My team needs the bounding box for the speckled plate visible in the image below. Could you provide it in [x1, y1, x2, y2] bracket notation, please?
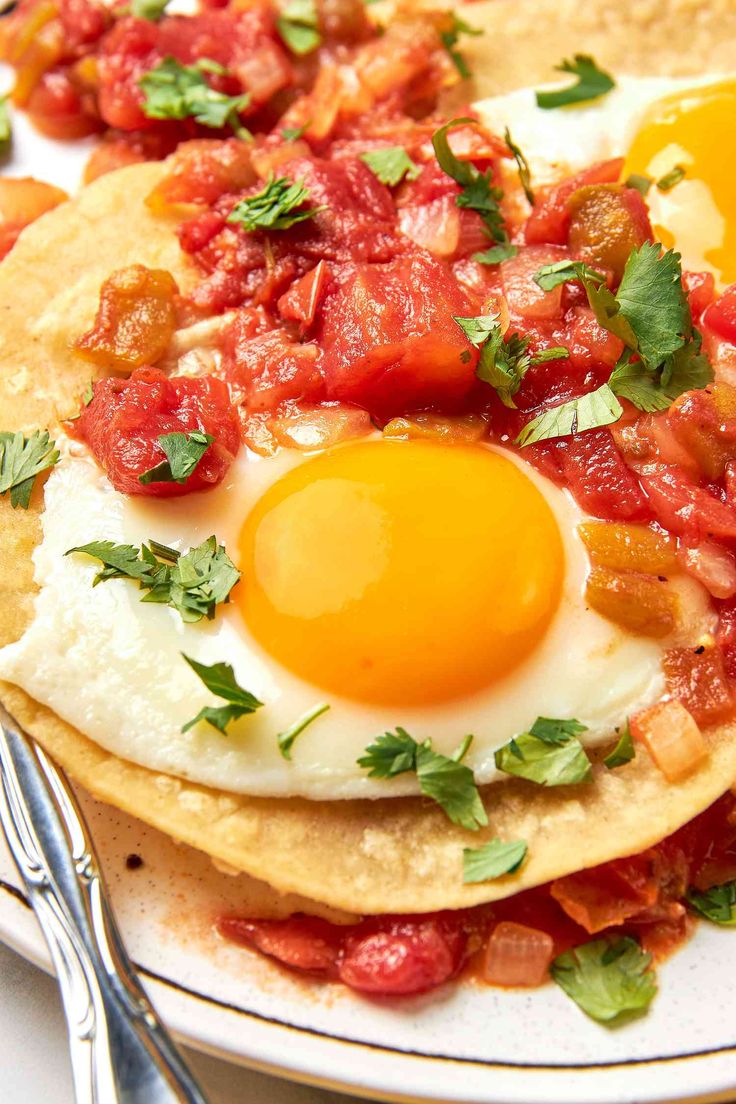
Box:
[3, 72, 736, 1104]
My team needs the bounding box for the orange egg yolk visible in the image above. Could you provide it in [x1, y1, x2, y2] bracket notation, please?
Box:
[624, 79, 736, 285]
[238, 439, 564, 706]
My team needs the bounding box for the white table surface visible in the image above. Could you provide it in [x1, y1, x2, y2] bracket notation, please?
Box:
[0, 940, 361, 1104]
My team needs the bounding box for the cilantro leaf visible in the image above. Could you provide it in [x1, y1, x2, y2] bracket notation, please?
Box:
[616, 242, 689, 369]
[656, 164, 686, 192]
[454, 314, 567, 409]
[0, 430, 59, 509]
[138, 430, 214, 486]
[463, 838, 527, 884]
[182, 654, 263, 734]
[227, 174, 320, 232]
[533, 258, 606, 293]
[686, 881, 736, 925]
[625, 173, 653, 197]
[0, 95, 11, 159]
[278, 702, 330, 760]
[439, 13, 481, 79]
[131, 0, 170, 20]
[277, 0, 321, 56]
[453, 313, 498, 347]
[604, 723, 635, 769]
[358, 729, 488, 831]
[551, 937, 657, 1023]
[281, 123, 308, 141]
[67, 535, 240, 622]
[515, 382, 623, 446]
[139, 57, 251, 136]
[495, 720, 592, 786]
[360, 146, 420, 187]
[536, 54, 615, 110]
[472, 242, 518, 265]
[504, 127, 534, 205]
[432, 118, 508, 244]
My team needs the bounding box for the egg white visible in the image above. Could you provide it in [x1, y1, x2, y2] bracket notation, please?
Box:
[0, 432, 665, 799]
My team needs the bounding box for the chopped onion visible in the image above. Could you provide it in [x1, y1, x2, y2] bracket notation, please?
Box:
[483, 922, 554, 988]
[677, 540, 736, 600]
[630, 700, 709, 782]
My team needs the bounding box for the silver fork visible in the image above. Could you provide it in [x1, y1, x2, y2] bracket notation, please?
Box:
[0, 703, 210, 1104]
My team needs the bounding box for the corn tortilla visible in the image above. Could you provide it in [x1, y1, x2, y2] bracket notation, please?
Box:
[2, 22, 736, 914]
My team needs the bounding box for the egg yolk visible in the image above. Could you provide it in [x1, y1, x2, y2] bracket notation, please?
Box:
[238, 439, 564, 706]
[624, 79, 736, 285]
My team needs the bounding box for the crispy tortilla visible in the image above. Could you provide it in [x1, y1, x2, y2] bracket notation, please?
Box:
[3, 31, 736, 914]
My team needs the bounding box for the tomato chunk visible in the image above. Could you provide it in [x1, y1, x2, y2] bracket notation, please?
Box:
[74, 264, 179, 371]
[551, 856, 658, 934]
[76, 367, 240, 495]
[667, 384, 736, 480]
[639, 465, 736, 541]
[556, 430, 652, 523]
[0, 176, 68, 259]
[662, 646, 735, 725]
[220, 320, 325, 411]
[146, 139, 257, 213]
[704, 284, 736, 345]
[630, 700, 709, 782]
[219, 915, 343, 975]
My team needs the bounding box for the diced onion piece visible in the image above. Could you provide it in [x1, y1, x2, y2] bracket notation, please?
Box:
[383, 413, 486, 444]
[585, 566, 679, 637]
[630, 700, 709, 782]
[399, 196, 459, 258]
[677, 540, 736, 600]
[579, 521, 677, 575]
[483, 922, 554, 988]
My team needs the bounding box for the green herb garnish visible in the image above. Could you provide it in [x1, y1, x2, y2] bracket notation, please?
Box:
[278, 702, 330, 760]
[139, 57, 251, 136]
[131, 0, 170, 20]
[536, 54, 615, 110]
[138, 430, 213, 486]
[656, 164, 686, 192]
[432, 118, 508, 245]
[463, 838, 527, 883]
[504, 127, 534, 205]
[281, 123, 308, 141]
[625, 173, 653, 197]
[182, 654, 263, 734]
[603, 723, 635, 769]
[439, 13, 481, 79]
[0, 95, 11, 159]
[67, 535, 239, 623]
[360, 146, 421, 187]
[495, 716, 592, 786]
[227, 174, 321, 232]
[358, 728, 487, 831]
[0, 430, 59, 509]
[551, 937, 657, 1022]
[686, 881, 736, 925]
[453, 313, 567, 408]
[277, 0, 321, 56]
[472, 242, 518, 265]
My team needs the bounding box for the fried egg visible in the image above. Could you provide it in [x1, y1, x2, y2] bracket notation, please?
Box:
[0, 433, 665, 799]
[476, 73, 735, 284]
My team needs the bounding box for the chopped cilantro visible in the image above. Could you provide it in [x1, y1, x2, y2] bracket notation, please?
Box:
[281, 123, 308, 141]
[138, 430, 213, 486]
[551, 937, 657, 1023]
[432, 118, 508, 245]
[278, 702, 330, 760]
[472, 242, 518, 265]
[536, 54, 615, 110]
[227, 174, 321, 232]
[515, 382, 623, 446]
[277, 0, 321, 56]
[603, 723, 635, 769]
[0, 430, 59, 509]
[82, 380, 94, 407]
[131, 0, 170, 20]
[358, 728, 487, 831]
[686, 881, 736, 925]
[67, 535, 240, 623]
[139, 57, 251, 137]
[656, 164, 686, 192]
[0, 95, 11, 159]
[439, 13, 481, 79]
[182, 654, 263, 734]
[453, 313, 567, 409]
[625, 173, 653, 197]
[360, 146, 420, 187]
[453, 313, 499, 347]
[463, 838, 527, 884]
[495, 716, 592, 786]
[504, 127, 534, 205]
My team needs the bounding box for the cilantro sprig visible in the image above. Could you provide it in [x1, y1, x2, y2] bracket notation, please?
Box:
[278, 702, 330, 760]
[131, 0, 170, 19]
[277, 0, 321, 56]
[358, 728, 487, 831]
[139, 57, 251, 137]
[360, 147, 420, 187]
[551, 937, 657, 1023]
[432, 118, 508, 245]
[0, 430, 59, 509]
[536, 54, 615, 110]
[439, 13, 481, 79]
[495, 717, 592, 786]
[504, 127, 534, 205]
[227, 175, 321, 232]
[603, 723, 635, 770]
[463, 838, 527, 884]
[67, 535, 240, 623]
[138, 430, 214, 486]
[0, 95, 11, 159]
[182, 654, 263, 734]
[453, 313, 568, 408]
[517, 244, 713, 446]
[686, 881, 736, 925]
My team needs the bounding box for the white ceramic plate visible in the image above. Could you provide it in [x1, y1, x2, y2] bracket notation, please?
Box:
[3, 74, 736, 1104]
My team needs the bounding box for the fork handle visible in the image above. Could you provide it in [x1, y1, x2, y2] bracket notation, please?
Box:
[0, 706, 209, 1104]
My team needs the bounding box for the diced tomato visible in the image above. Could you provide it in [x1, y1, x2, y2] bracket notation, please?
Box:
[555, 429, 653, 522]
[502, 244, 568, 322]
[220, 319, 325, 411]
[639, 465, 736, 541]
[662, 646, 735, 725]
[277, 261, 329, 330]
[218, 915, 343, 975]
[0, 176, 68, 260]
[74, 264, 179, 371]
[683, 271, 716, 324]
[567, 183, 652, 282]
[146, 139, 256, 213]
[524, 159, 624, 246]
[75, 367, 240, 495]
[58, 0, 108, 49]
[704, 284, 736, 345]
[667, 384, 736, 480]
[551, 856, 659, 934]
[482, 922, 554, 987]
[630, 700, 709, 782]
[556, 305, 624, 373]
[84, 128, 178, 183]
[316, 253, 478, 419]
[26, 69, 101, 139]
